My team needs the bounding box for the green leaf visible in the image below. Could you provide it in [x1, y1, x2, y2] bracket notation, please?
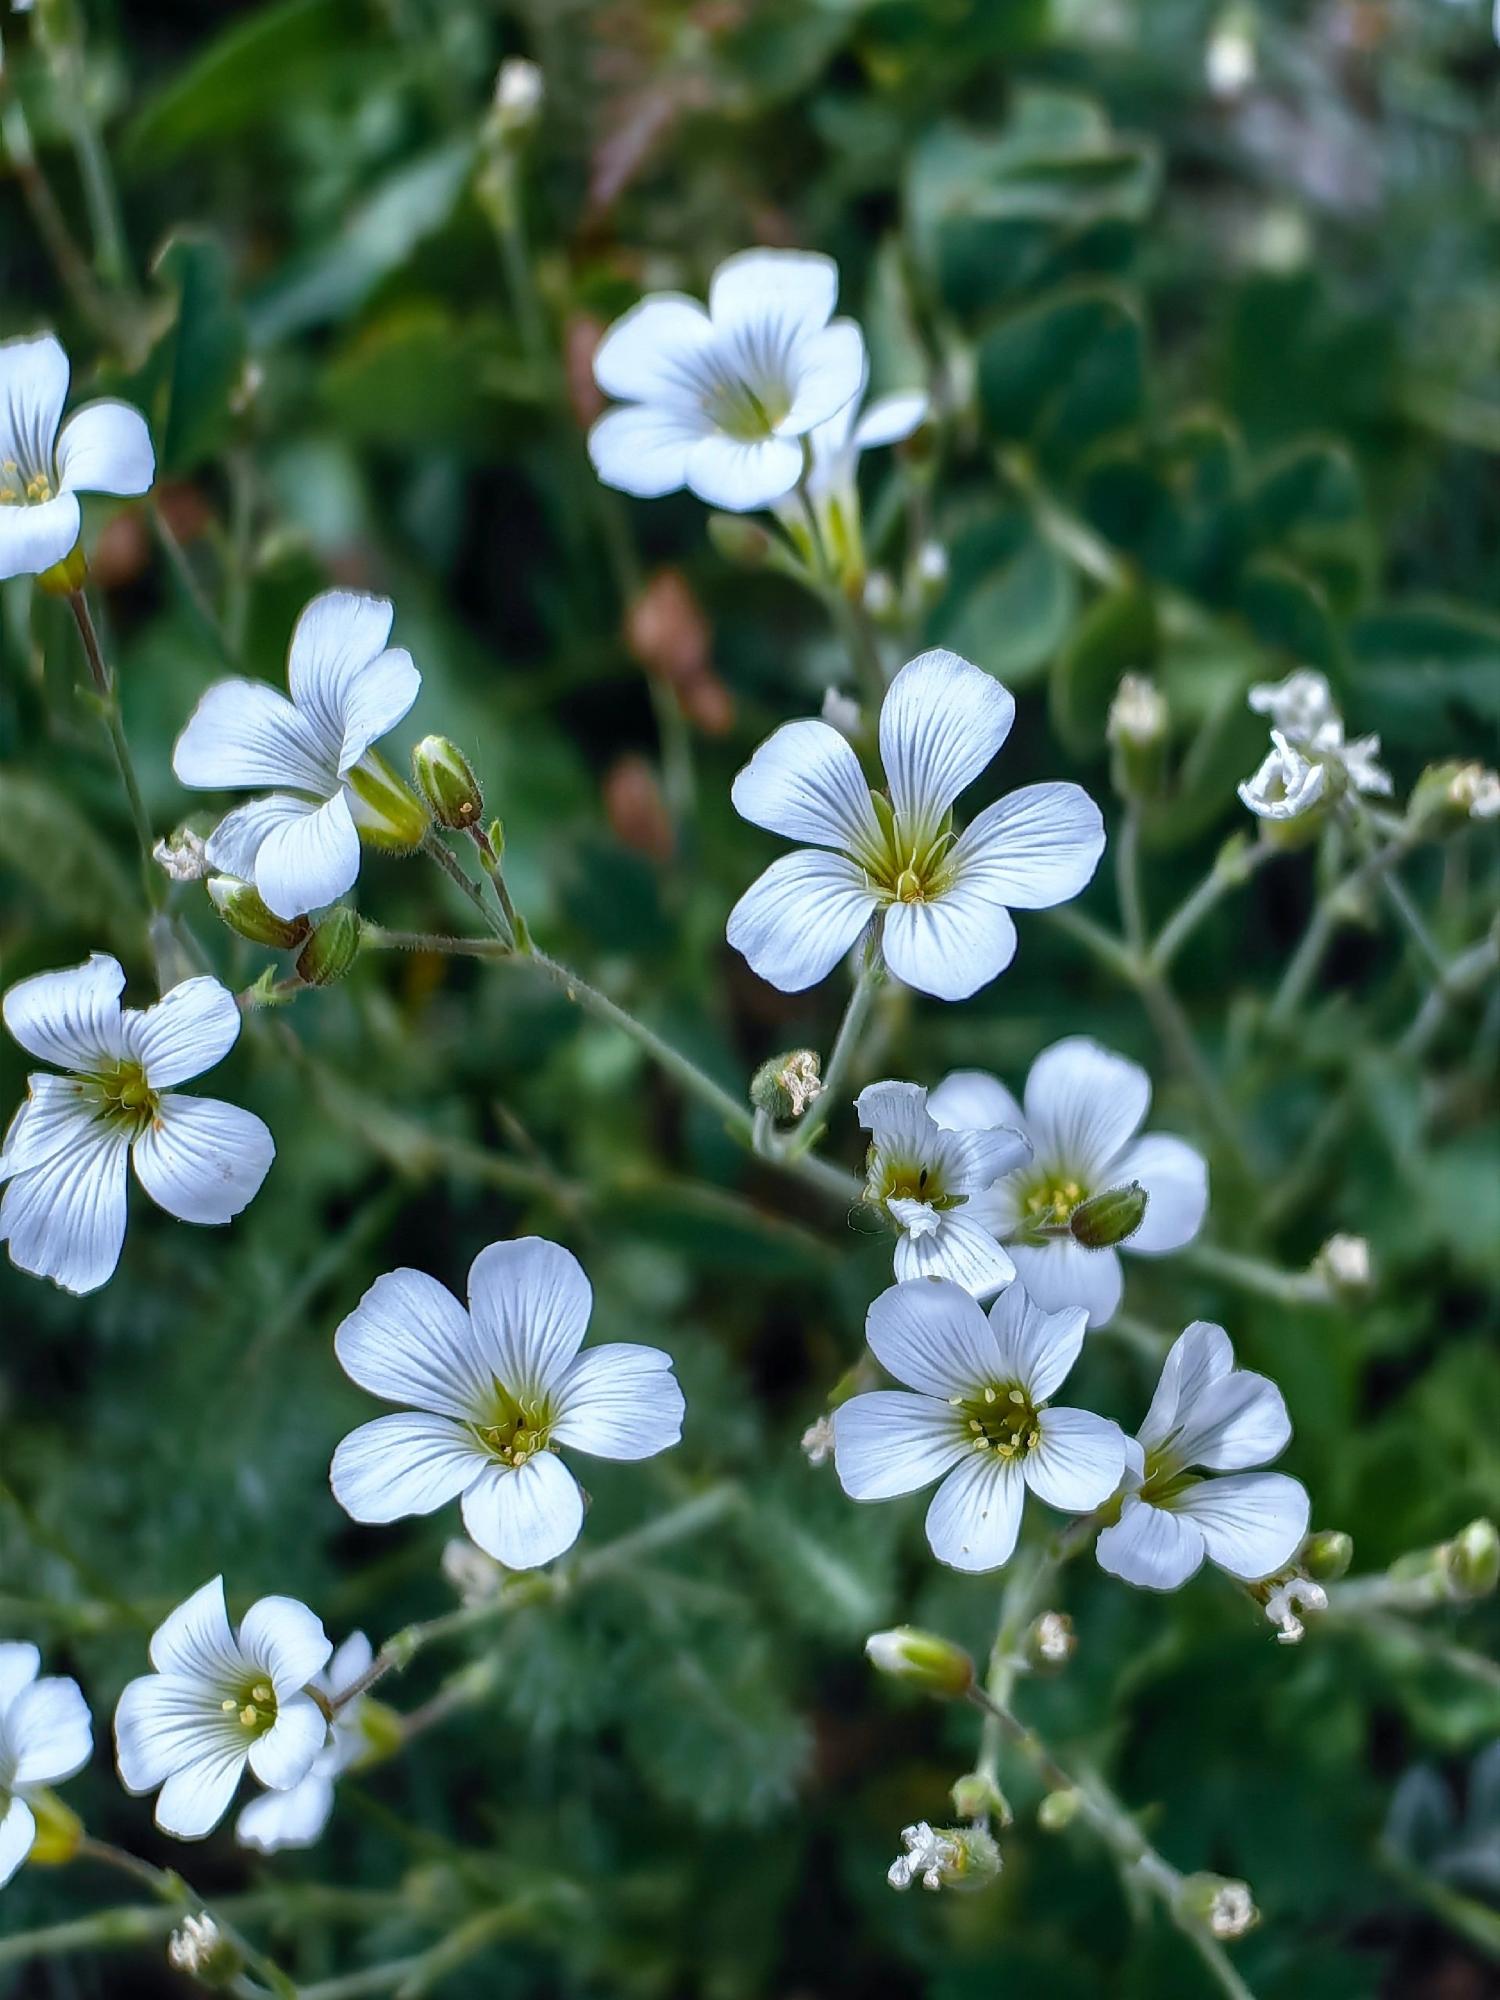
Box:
[977, 285, 1146, 466]
[0, 771, 139, 952]
[930, 517, 1076, 686]
[140, 233, 247, 475]
[1049, 580, 1157, 756]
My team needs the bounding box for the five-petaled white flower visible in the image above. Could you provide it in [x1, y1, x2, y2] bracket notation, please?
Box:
[1, 955, 274, 1296]
[173, 590, 424, 920]
[587, 249, 865, 512]
[236, 1632, 372, 1854]
[925, 1038, 1208, 1329]
[857, 1080, 1030, 1298]
[0, 1644, 92, 1889]
[330, 1237, 686, 1571]
[114, 1578, 332, 1840]
[1238, 668, 1390, 823]
[833, 1278, 1126, 1573]
[727, 649, 1105, 1000]
[0, 334, 154, 582]
[1094, 1321, 1309, 1591]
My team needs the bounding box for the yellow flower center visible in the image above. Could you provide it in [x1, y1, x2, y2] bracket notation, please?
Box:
[1022, 1176, 1086, 1230]
[470, 1384, 553, 1468]
[955, 1383, 1043, 1459]
[88, 1060, 160, 1136]
[220, 1680, 278, 1737]
[857, 793, 957, 907]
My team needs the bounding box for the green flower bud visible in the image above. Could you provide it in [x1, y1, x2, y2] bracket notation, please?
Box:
[412, 735, 484, 831]
[296, 907, 363, 988]
[1069, 1181, 1148, 1250]
[750, 1049, 823, 1122]
[207, 876, 311, 951]
[1037, 1787, 1083, 1833]
[865, 1627, 974, 1700]
[1443, 1518, 1500, 1601]
[707, 513, 774, 568]
[25, 1788, 84, 1866]
[1024, 1609, 1077, 1673]
[492, 57, 543, 139]
[355, 1698, 405, 1765]
[167, 1914, 243, 1988]
[1409, 760, 1500, 832]
[951, 1770, 1011, 1825]
[1176, 1872, 1258, 1940]
[1300, 1529, 1353, 1583]
[1107, 674, 1168, 801]
[346, 751, 431, 854]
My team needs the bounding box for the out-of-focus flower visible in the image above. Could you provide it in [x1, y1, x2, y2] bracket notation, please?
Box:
[624, 567, 733, 734]
[800, 1415, 835, 1466]
[834, 1279, 1126, 1572]
[0, 1644, 92, 1889]
[1206, 9, 1257, 99]
[888, 1820, 1001, 1892]
[1, 956, 274, 1295]
[154, 828, 211, 882]
[728, 649, 1105, 1000]
[1313, 1232, 1371, 1295]
[167, 1914, 241, 1984]
[1238, 669, 1390, 822]
[236, 1633, 373, 1853]
[820, 687, 861, 739]
[781, 346, 926, 581]
[603, 754, 674, 862]
[1263, 1574, 1327, 1644]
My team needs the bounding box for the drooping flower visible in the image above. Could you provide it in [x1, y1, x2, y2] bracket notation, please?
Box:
[1094, 1321, 1309, 1591]
[330, 1237, 685, 1570]
[236, 1632, 372, 1854]
[926, 1038, 1208, 1328]
[833, 1279, 1126, 1573]
[856, 1080, 1030, 1298]
[1, 956, 275, 1296]
[728, 649, 1105, 999]
[587, 249, 865, 511]
[114, 1578, 331, 1840]
[0, 334, 154, 583]
[1238, 668, 1390, 822]
[173, 590, 427, 920]
[0, 1645, 92, 1889]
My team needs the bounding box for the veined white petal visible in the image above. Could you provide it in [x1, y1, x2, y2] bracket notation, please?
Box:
[0, 1121, 131, 1294]
[1023, 1037, 1151, 1181]
[0, 1796, 35, 1888]
[5, 1676, 91, 1788]
[148, 1576, 240, 1681]
[467, 1236, 592, 1400]
[1176, 1472, 1309, 1580]
[1171, 1368, 1291, 1473]
[286, 592, 418, 774]
[779, 319, 866, 434]
[685, 432, 802, 511]
[249, 791, 361, 921]
[851, 388, 929, 451]
[173, 679, 336, 796]
[864, 1276, 1001, 1398]
[925, 1452, 1026, 1571]
[0, 334, 68, 472]
[1025, 1407, 1126, 1513]
[0, 1076, 99, 1180]
[988, 1285, 1088, 1402]
[115, 1673, 236, 1793]
[726, 849, 878, 992]
[330, 1413, 481, 1524]
[55, 399, 154, 495]
[893, 1210, 1015, 1299]
[334, 1268, 490, 1419]
[0, 1644, 40, 1710]
[3, 953, 125, 1071]
[708, 248, 838, 341]
[552, 1344, 684, 1460]
[927, 1069, 1025, 1136]
[154, 1746, 247, 1839]
[1115, 1133, 1208, 1255]
[246, 1692, 326, 1791]
[945, 1122, 1032, 1190]
[236, 1771, 335, 1853]
[1137, 1320, 1234, 1457]
[587, 403, 709, 498]
[856, 1079, 935, 1160]
[237, 1598, 331, 1702]
[460, 1453, 584, 1570]
[132, 1095, 274, 1225]
[832, 1390, 967, 1500]
[951, 784, 1105, 911]
[124, 977, 241, 1087]
[879, 649, 1014, 840]
[325, 1632, 374, 1706]
[880, 885, 1017, 1002]
[730, 718, 881, 855]
[591, 294, 717, 406]
[1095, 1495, 1205, 1591]
[0, 491, 81, 581]
[1007, 1239, 1124, 1330]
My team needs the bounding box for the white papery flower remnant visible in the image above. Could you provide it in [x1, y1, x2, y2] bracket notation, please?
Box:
[856, 1080, 1030, 1298]
[1264, 1575, 1327, 1645]
[0, 1645, 92, 1889]
[834, 1279, 1126, 1573]
[1095, 1321, 1309, 1591]
[0, 956, 274, 1295]
[588, 249, 865, 511]
[0, 334, 154, 582]
[236, 1632, 373, 1853]
[330, 1237, 685, 1570]
[114, 1578, 332, 1839]
[728, 649, 1105, 999]
[925, 1038, 1208, 1328]
[173, 590, 426, 920]
[1238, 668, 1390, 823]
[887, 1820, 1000, 1892]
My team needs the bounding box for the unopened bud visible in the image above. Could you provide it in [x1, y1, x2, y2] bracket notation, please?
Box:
[862, 570, 897, 621]
[707, 513, 774, 568]
[167, 1913, 243, 1987]
[1024, 1609, 1076, 1673]
[888, 1821, 1001, 1894]
[346, 752, 430, 853]
[493, 57, 543, 136]
[1443, 1518, 1500, 1601]
[1410, 760, 1500, 831]
[1108, 674, 1168, 799]
[412, 735, 484, 830]
[1312, 1233, 1371, 1296]
[208, 876, 311, 951]
[1178, 1872, 1259, 1940]
[1069, 1181, 1148, 1250]
[750, 1049, 823, 1122]
[25, 1788, 83, 1865]
[1037, 1787, 1083, 1832]
[296, 907, 362, 987]
[864, 1627, 974, 1700]
[354, 1697, 405, 1764]
[1300, 1529, 1353, 1583]
[951, 1770, 1011, 1824]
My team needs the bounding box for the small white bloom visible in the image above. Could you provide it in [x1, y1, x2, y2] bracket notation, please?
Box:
[1264, 1574, 1326, 1645]
[728, 649, 1105, 1000]
[114, 1578, 332, 1840]
[861, 569, 896, 618]
[915, 540, 948, 588]
[1206, 15, 1257, 99]
[0, 1644, 92, 1890]
[1239, 670, 1390, 821]
[588, 248, 865, 512]
[926, 1039, 1208, 1329]
[820, 687, 862, 739]
[1, 955, 274, 1295]
[494, 56, 543, 125]
[173, 590, 422, 920]
[1447, 762, 1500, 820]
[1313, 1232, 1371, 1293]
[857, 1079, 1030, 1299]
[153, 828, 211, 882]
[236, 1632, 372, 1854]
[1247, 669, 1336, 738]
[1095, 1321, 1310, 1592]
[1107, 674, 1168, 750]
[834, 1278, 1126, 1573]
[784, 344, 927, 577]
[0, 334, 154, 582]
[1238, 731, 1327, 822]
[800, 1415, 835, 1467]
[330, 1237, 685, 1570]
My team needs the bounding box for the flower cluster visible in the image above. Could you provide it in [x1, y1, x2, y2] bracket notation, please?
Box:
[1238, 668, 1390, 824]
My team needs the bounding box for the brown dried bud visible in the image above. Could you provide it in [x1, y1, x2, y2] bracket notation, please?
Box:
[625, 567, 734, 736]
[603, 753, 674, 862]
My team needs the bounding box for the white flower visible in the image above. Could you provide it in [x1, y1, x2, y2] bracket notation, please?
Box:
[236, 1632, 372, 1853]
[114, 1578, 332, 1840]
[1095, 1321, 1309, 1591]
[833, 1278, 1126, 1573]
[1238, 731, 1327, 822]
[1239, 669, 1390, 821]
[0, 1644, 92, 1889]
[173, 590, 423, 920]
[727, 649, 1105, 999]
[857, 1080, 1030, 1298]
[0, 334, 153, 582]
[886, 1821, 1000, 1893]
[1264, 1574, 1326, 1645]
[800, 1415, 835, 1467]
[784, 347, 927, 573]
[1447, 762, 1500, 820]
[1, 955, 275, 1296]
[330, 1237, 685, 1570]
[587, 248, 865, 511]
[926, 1038, 1208, 1329]
[1246, 669, 1335, 738]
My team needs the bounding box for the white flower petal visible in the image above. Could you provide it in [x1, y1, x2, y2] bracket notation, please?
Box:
[730, 718, 881, 854]
[236, 1772, 335, 1853]
[708, 248, 837, 340]
[685, 432, 803, 510]
[1026, 1407, 1126, 1513]
[55, 400, 155, 496]
[0, 1796, 35, 1888]
[1007, 1239, 1124, 1329]
[1115, 1133, 1208, 1255]
[237, 1599, 331, 1701]
[249, 790, 361, 921]
[893, 1210, 1015, 1299]
[334, 1268, 490, 1419]
[330, 1413, 482, 1524]
[587, 403, 710, 498]
[927, 1069, 1025, 1135]
[154, 1746, 246, 1839]
[945, 1123, 1032, 1189]
[879, 649, 1015, 840]
[3, 953, 125, 1071]
[325, 1632, 374, 1704]
[552, 1344, 684, 1460]
[925, 1453, 1026, 1571]
[115, 1674, 233, 1793]
[852, 389, 929, 451]
[1172, 1368, 1292, 1473]
[779, 319, 866, 433]
[132, 1095, 274, 1226]
[880, 887, 1017, 1002]
[592, 295, 717, 406]
[0, 1644, 40, 1710]
[0, 334, 68, 471]
[467, 1236, 592, 1400]
[0, 491, 81, 582]
[1024, 1038, 1151, 1180]
[727, 849, 878, 992]
[246, 1691, 327, 1791]
[952, 784, 1105, 912]
[6, 1676, 92, 1787]
[1137, 1320, 1234, 1457]
[0, 1076, 98, 1179]
[1176, 1472, 1310, 1580]
[856, 1079, 934, 1159]
[988, 1286, 1089, 1402]
[124, 977, 241, 1087]
[864, 1276, 1001, 1398]
[286, 592, 418, 773]
[460, 1453, 584, 1570]
[148, 1577, 239, 1680]
[0, 1120, 131, 1295]
[173, 679, 336, 795]
[832, 1390, 967, 1500]
[1095, 1495, 1205, 1591]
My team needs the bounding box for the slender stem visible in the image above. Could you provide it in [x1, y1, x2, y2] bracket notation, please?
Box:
[786, 931, 882, 1158]
[152, 501, 233, 657]
[1116, 805, 1147, 957]
[49, 27, 133, 295]
[1399, 931, 1500, 1059]
[422, 831, 509, 941]
[76, 1840, 296, 1998]
[364, 926, 509, 959]
[1184, 1242, 1327, 1307]
[1043, 905, 1140, 983]
[69, 592, 162, 908]
[1267, 829, 1414, 1030]
[1152, 845, 1273, 976]
[0, 41, 117, 340]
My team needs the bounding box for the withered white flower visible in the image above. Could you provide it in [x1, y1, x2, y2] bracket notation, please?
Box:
[1238, 669, 1390, 822]
[0, 1644, 92, 1889]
